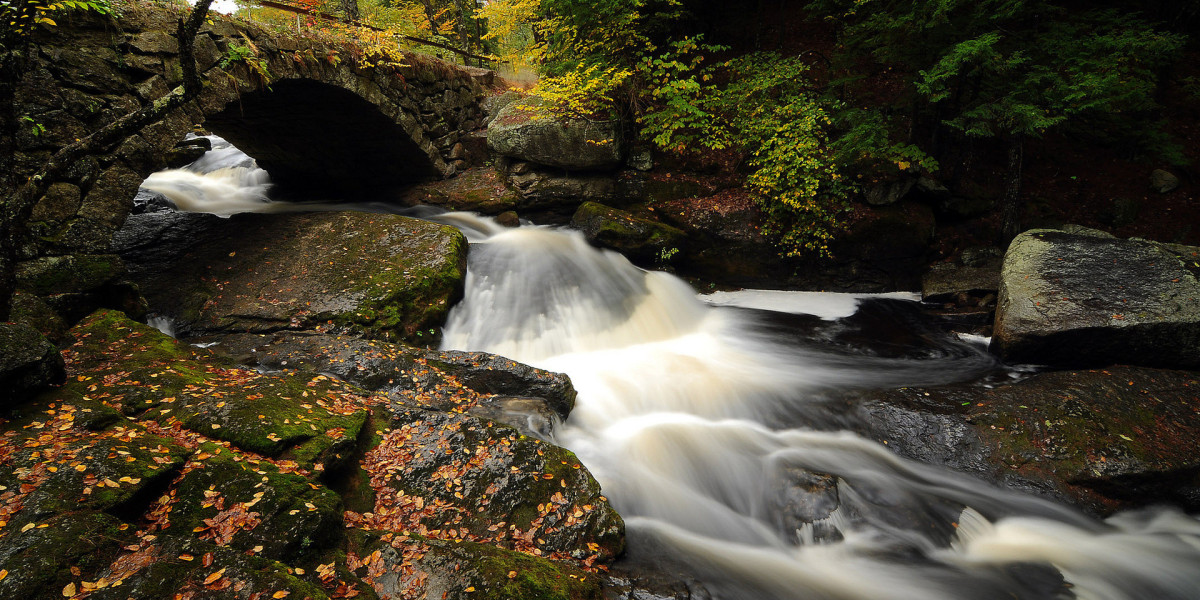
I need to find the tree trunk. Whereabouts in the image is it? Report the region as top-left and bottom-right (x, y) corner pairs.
(0, 0), (214, 321)
(339, 0), (359, 22)
(999, 133), (1025, 246)
(420, 0), (441, 36)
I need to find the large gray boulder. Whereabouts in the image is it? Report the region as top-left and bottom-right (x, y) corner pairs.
(488, 97), (624, 170)
(129, 212), (467, 344)
(993, 228), (1200, 368)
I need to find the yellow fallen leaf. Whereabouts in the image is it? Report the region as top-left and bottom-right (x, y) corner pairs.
(62, 582), (76, 597)
(272, 592), (291, 599)
(21, 523), (35, 532)
(0, 569), (7, 581)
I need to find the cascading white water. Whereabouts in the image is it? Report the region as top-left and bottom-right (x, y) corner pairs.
(140, 135), (275, 217)
(137, 140), (1200, 599)
(438, 214), (1200, 600)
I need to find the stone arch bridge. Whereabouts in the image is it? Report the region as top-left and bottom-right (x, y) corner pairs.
(7, 4), (490, 321)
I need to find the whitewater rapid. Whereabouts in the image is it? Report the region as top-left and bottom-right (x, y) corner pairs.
(437, 218), (1200, 600)
(137, 139), (1200, 599)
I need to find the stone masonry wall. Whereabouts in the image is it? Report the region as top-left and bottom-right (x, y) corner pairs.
(7, 4), (487, 323)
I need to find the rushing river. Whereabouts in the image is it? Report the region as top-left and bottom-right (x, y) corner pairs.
(142, 141), (1200, 600)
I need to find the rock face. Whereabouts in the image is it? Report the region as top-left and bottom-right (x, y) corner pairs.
(992, 229), (1200, 369)
(488, 97), (624, 170)
(507, 165), (621, 213)
(130, 212), (467, 343)
(0, 310), (625, 599)
(846, 365), (1200, 516)
(0, 323), (65, 405)
(570, 202), (686, 264)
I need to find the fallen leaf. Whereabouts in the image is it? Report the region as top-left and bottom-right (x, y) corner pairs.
(203, 567), (226, 585)
(62, 582), (76, 597)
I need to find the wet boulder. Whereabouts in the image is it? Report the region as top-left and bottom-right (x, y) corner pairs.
(570, 202), (687, 265)
(488, 97), (624, 170)
(993, 229), (1200, 369)
(400, 167), (520, 215)
(111, 209), (223, 277)
(62, 312), (369, 471)
(163, 442), (344, 563)
(846, 365), (1200, 515)
(353, 406), (625, 564)
(347, 532), (606, 600)
(422, 350), (577, 420)
(131, 211), (467, 344)
(202, 331), (577, 428)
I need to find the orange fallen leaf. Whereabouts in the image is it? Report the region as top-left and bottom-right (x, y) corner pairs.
(273, 592), (291, 598)
(203, 568), (226, 585)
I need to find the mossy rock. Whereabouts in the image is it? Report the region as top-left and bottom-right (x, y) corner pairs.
(163, 442), (344, 562)
(488, 96), (624, 171)
(570, 201), (686, 265)
(356, 407), (624, 563)
(132, 212), (467, 344)
(401, 167), (520, 215)
(208, 332), (577, 420)
(0, 408), (189, 530)
(852, 365), (1200, 515)
(0, 511), (133, 600)
(9, 291), (70, 343)
(79, 535), (330, 600)
(58, 310), (370, 471)
(349, 532), (603, 600)
(14, 254), (125, 295)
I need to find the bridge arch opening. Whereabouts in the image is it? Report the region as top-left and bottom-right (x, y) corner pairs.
(201, 79), (441, 197)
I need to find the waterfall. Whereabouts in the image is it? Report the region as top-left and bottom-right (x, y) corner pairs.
(135, 139), (1200, 599)
(439, 213), (1200, 600)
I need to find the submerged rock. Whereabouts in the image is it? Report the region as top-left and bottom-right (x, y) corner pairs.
(131, 211), (467, 344)
(845, 365), (1200, 515)
(993, 229), (1200, 369)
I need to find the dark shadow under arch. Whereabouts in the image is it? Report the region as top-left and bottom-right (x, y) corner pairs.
(203, 79), (439, 197)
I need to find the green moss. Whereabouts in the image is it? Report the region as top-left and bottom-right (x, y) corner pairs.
(332, 228), (467, 345)
(15, 254), (124, 295)
(167, 442), (344, 562)
(0, 512), (132, 600)
(472, 545), (603, 600)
